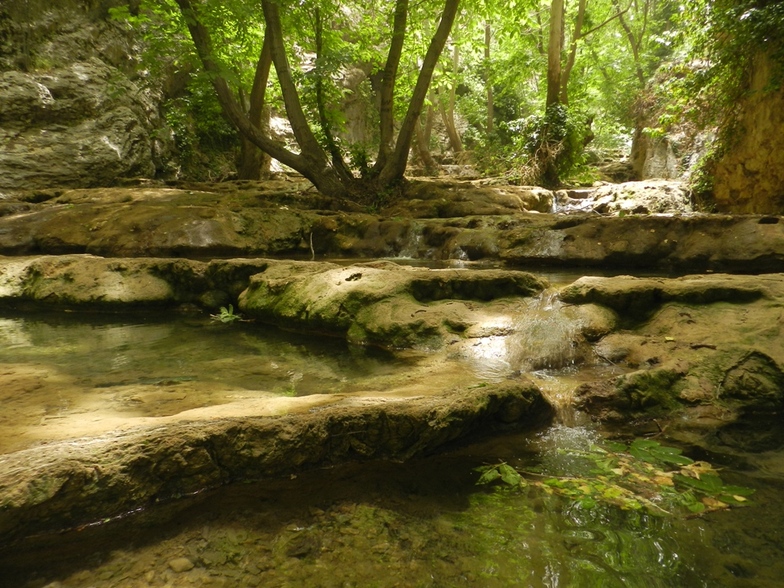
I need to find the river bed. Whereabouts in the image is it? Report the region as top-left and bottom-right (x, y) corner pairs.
(1, 302), (781, 587)
(1, 421), (782, 587)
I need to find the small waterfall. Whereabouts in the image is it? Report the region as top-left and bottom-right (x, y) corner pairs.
(459, 287), (591, 423)
(507, 289), (600, 424)
(506, 288), (582, 372)
(396, 223), (425, 259)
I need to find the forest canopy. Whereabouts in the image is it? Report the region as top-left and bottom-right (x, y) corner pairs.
(110, 0), (784, 200)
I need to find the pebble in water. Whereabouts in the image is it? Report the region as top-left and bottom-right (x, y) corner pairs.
(168, 557), (195, 573)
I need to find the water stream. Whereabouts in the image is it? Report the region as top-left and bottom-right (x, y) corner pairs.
(0, 311), (413, 454)
(2, 422), (782, 587)
(1, 288), (782, 586)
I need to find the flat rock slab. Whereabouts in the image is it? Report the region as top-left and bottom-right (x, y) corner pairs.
(1, 182), (783, 271)
(0, 254), (270, 309)
(0, 380), (550, 542)
(239, 260), (552, 349)
(561, 273), (784, 434)
(3, 254), (784, 545)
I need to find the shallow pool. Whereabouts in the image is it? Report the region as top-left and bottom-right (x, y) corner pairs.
(0, 311), (411, 454)
(1, 421), (781, 588)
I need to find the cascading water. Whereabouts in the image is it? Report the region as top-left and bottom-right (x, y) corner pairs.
(464, 287), (589, 421)
(458, 286), (622, 424)
(396, 222), (426, 259)
(508, 288), (582, 372)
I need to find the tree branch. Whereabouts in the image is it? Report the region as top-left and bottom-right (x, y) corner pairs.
(314, 7), (354, 182)
(374, 0), (409, 173)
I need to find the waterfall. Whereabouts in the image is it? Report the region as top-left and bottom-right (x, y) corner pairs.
(459, 287), (592, 423)
(506, 288), (582, 372)
(396, 222), (425, 259)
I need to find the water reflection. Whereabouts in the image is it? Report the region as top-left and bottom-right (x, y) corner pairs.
(2, 425), (781, 587)
(0, 311), (413, 454)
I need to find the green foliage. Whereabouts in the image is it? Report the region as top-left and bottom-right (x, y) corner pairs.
(164, 80), (241, 179)
(110, 0), (268, 179)
(640, 0), (784, 196)
(476, 438), (754, 517)
(475, 103), (591, 186)
(678, 0), (784, 124)
(211, 304), (243, 324)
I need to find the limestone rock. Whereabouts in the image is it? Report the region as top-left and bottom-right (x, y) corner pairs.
(1, 183), (784, 271)
(554, 180), (691, 215)
(387, 180), (554, 217)
(565, 272), (784, 431)
(0, 254), (270, 309)
(168, 558), (195, 573)
(0, 380), (550, 541)
(559, 274), (769, 319)
(712, 54), (784, 214)
(0, 1), (172, 193)
(239, 261), (548, 349)
(0, 61), (160, 193)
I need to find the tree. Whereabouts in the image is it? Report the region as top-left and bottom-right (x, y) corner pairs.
(545, 0), (564, 108)
(237, 31), (272, 180)
(173, 0), (460, 200)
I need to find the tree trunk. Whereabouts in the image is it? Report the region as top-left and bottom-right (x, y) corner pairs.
(424, 101), (435, 145)
(314, 7), (354, 183)
(414, 115), (438, 174)
(559, 0), (586, 105)
(546, 0), (564, 107)
(238, 31), (272, 180)
(260, 0), (334, 173)
(378, 0), (460, 185)
(614, 0), (647, 86)
(173, 0), (346, 197)
(439, 43), (463, 153)
(375, 0), (409, 172)
(174, 0), (459, 199)
(485, 21), (494, 136)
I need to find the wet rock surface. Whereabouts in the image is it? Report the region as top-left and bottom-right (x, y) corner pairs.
(239, 260), (549, 349)
(0, 180), (782, 271)
(568, 273), (784, 436)
(0, 379), (550, 542)
(1, 180), (784, 545)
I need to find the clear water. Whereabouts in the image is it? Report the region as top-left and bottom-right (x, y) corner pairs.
(2, 424), (782, 588)
(0, 311), (411, 454)
(1, 310), (782, 587)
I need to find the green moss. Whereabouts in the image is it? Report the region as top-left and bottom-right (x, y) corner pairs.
(617, 367), (685, 411)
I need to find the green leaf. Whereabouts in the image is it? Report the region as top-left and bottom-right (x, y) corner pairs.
(476, 468), (502, 485)
(674, 473), (724, 493)
(498, 464), (524, 487)
(687, 501), (706, 514)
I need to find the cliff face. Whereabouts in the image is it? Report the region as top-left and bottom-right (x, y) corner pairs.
(711, 54), (784, 214)
(0, 0), (172, 194)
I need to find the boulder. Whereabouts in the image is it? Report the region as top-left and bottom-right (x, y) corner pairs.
(0, 60), (161, 193)
(387, 179), (554, 217)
